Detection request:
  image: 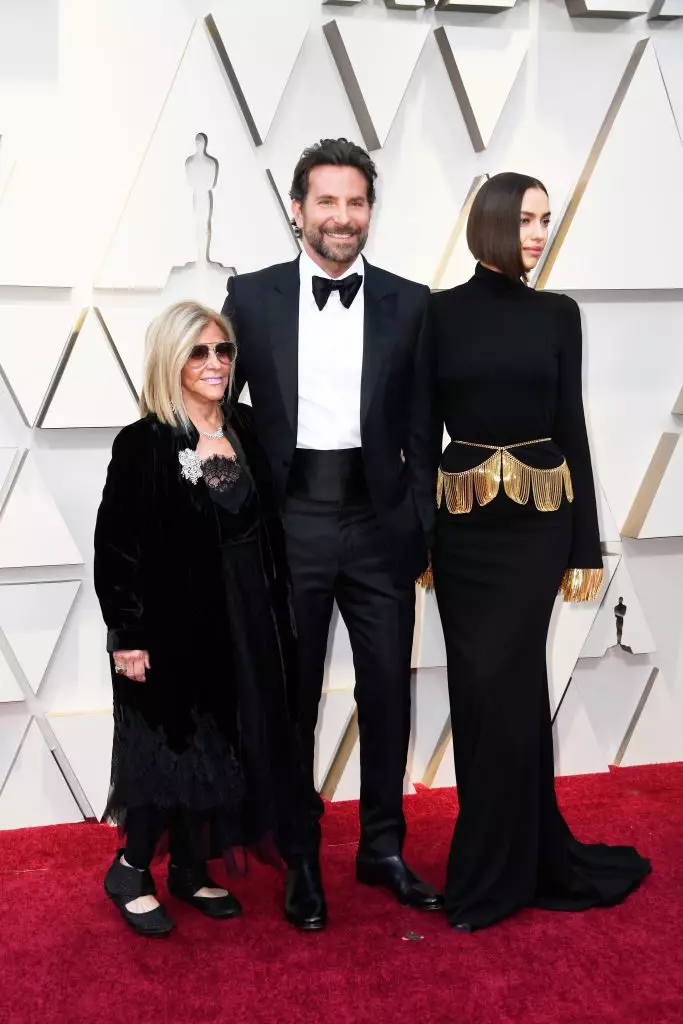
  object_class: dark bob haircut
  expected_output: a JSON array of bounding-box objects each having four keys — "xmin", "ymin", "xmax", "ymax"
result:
[
  {"xmin": 290, "ymin": 137, "xmax": 377, "ymax": 208},
  {"xmin": 467, "ymin": 172, "xmax": 548, "ymax": 282}
]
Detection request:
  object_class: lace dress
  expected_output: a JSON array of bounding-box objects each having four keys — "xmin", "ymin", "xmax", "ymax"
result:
[{"xmin": 105, "ymin": 433, "xmax": 306, "ymax": 869}]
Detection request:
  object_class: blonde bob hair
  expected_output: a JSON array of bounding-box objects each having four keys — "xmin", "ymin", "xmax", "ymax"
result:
[{"xmin": 139, "ymin": 301, "xmax": 237, "ymax": 429}]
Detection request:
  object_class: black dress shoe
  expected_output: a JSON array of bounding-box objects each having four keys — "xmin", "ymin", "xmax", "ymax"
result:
[
  {"xmin": 284, "ymin": 859, "xmax": 327, "ymax": 931},
  {"xmin": 167, "ymin": 864, "xmax": 242, "ymax": 919},
  {"xmin": 104, "ymin": 850, "xmax": 174, "ymax": 936},
  {"xmin": 451, "ymin": 922, "xmax": 473, "ymax": 932},
  {"xmin": 356, "ymin": 854, "xmax": 444, "ymax": 911}
]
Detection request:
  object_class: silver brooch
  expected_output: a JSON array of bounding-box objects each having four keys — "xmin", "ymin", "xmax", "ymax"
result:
[{"xmin": 178, "ymin": 448, "xmax": 202, "ymax": 485}]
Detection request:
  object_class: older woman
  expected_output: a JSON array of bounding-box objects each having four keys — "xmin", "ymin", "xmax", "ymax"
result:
[{"xmin": 94, "ymin": 301, "xmax": 322, "ymax": 936}]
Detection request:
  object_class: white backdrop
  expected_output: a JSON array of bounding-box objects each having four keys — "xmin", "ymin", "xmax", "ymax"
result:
[{"xmin": 0, "ymin": 0, "xmax": 682, "ymax": 829}]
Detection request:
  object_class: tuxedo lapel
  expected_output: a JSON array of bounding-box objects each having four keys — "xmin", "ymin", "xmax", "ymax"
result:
[
  {"xmin": 361, "ymin": 259, "xmax": 398, "ymax": 427},
  {"xmin": 268, "ymin": 259, "xmax": 300, "ymax": 438}
]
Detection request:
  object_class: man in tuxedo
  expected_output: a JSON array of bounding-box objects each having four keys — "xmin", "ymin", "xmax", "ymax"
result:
[{"xmin": 223, "ymin": 139, "xmax": 441, "ymax": 930}]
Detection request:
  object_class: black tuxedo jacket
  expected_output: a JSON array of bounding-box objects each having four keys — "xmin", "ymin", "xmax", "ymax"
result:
[{"xmin": 222, "ymin": 255, "xmax": 431, "ymax": 585}]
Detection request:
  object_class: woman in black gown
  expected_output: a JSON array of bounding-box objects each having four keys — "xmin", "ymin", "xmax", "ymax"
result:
[
  {"xmin": 94, "ymin": 301, "xmax": 320, "ymax": 936},
  {"xmin": 419, "ymin": 173, "xmax": 650, "ymax": 931}
]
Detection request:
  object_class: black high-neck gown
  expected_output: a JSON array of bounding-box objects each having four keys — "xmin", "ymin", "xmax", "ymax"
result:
[{"xmin": 425, "ymin": 264, "xmax": 650, "ymax": 930}]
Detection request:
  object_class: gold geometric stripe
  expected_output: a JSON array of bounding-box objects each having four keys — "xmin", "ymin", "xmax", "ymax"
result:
[
  {"xmin": 536, "ymin": 37, "xmax": 649, "ymax": 290},
  {"xmin": 421, "ymin": 714, "xmax": 452, "ymax": 788},
  {"xmin": 621, "ymin": 432, "xmax": 679, "ymax": 538},
  {"xmin": 321, "ymin": 706, "xmax": 359, "ymax": 800},
  {"xmin": 432, "ymin": 174, "xmax": 488, "ymax": 290},
  {"xmin": 612, "ymin": 666, "xmax": 659, "ymax": 767}
]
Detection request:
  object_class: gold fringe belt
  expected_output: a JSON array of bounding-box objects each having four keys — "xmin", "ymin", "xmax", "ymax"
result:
[
  {"xmin": 417, "ymin": 438, "xmax": 603, "ymax": 601},
  {"xmin": 437, "ymin": 438, "xmax": 574, "ymax": 515}
]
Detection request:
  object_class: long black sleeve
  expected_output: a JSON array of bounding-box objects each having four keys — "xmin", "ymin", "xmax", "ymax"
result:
[
  {"xmin": 553, "ymin": 298, "xmax": 602, "ymax": 570},
  {"xmin": 94, "ymin": 425, "xmax": 148, "ymax": 652},
  {"xmin": 407, "ymin": 294, "xmax": 443, "ymax": 541}
]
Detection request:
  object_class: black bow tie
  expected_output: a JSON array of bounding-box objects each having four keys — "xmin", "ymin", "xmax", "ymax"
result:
[{"xmin": 312, "ymin": 273, "xmax": 363, "ymax": 311}]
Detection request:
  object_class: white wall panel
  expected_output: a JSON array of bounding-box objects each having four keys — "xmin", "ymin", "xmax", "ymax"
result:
[
  {"xmin": 435, "ymin": 28, "xmax": 528, "ymax": 152},
  {"xmin": 208, "ymin": 4, "xmax": 311, "ymax": 145},
  {"xmin": 0, "ymin": 581, "xmax": 81, "ymax": 694},
  {"xmin": 0, "ymin": 649, "xmax": 24, "ymax": 704},
  {"xmin": 97, "ymin": 19, "xmax": 297, "ymax": 289},
  {"xmin": 0, "ymin": 719, "xmax": 82, "ymax": 829},
  {"xmin": 48, "ymin": 711, "xmax": 113, "ymax": 822},
  {"xmin": 0, "ymin": 308, "xmax": 75, "ymax": 427},
  {"xmin": 545, "ymin": 42, "xmax": 683, "ymax": 291},
  {"xmin": 0, "ymin": 453, "xmax": 82, "ymax": 568}
]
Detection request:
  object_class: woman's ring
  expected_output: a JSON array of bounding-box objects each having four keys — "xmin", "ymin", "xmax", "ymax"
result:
[{"xmin": 114, "ymin": 664, "xmax": 126, "ymax": 674}]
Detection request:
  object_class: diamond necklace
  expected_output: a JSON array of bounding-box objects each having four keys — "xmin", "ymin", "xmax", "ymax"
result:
[{"xmin": 199, "ymin": 424, "xmax": 224, "ymax": 440}]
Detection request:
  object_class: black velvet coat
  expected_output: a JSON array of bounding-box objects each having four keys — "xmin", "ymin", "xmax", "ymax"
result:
[{"xmin": 94, "ymin": 403, "xmax": 298, "ymax": 817}]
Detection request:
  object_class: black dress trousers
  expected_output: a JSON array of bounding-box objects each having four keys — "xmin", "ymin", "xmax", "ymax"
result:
[{"xmin": 283, "ymin": 450, "xmax": 415, "ymax": 858}]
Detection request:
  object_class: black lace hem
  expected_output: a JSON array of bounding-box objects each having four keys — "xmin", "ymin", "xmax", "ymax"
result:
[{"xmin": 107, "ymin": 706, "xmax": 245, "ymax": 814}]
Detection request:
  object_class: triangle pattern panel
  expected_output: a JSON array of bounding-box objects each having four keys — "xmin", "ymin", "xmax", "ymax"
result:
[
  {"xmin": 653, "ymin": 0, "xmax": 683, "ymax": 16},
  {"xmin": 434, "ymin": 28, "xmax": 528, "ymax": 152},
  {"xmin": 315, "ymin": 690, "xmax": 356, "ymax": 790},
  {"xmin": 412, "ymin": 587, "xmax": 446, "ymax": 669},
  {"xmin": 433, "ymin": 175, "xmax": 487, "ymax": 291},
  {"xmin": 640, "ymin": 434, "xmax": 683, "ymax": 538},
  {"xmin": 580, "ymin": 559, "xmax": 656, "ymax": 658},
  {"xmin": 0, "ymin": 452, "xmax": 83, "ymax": 568},
  {"xmin": 266, "ymin": 169, "xmax": 301, "ymax": 252},
  {"xmin": 597, "ymin": 482, "xmax": 621, "ymax": 545},
  {"xmin": 97, "ymin": 20, "xmax": 295, "ymax": 288},
  {"xmin": 49, "ymin": 711, "xmax": 113, "ymax": 821},
  {"xmin": 409, "ymin": 667, "xmax": 451, "ymax": 784},
  {"xmin": 328, "ymin": 726, "xmax": 362, "ymax": 802},
  {"xmin": 323, "ymin": 18, "xmax": 429, "ymax": 150},
  {"xmin": 0, "ymin": 719, "xmax": 82, "ymax": 829},
  {"xmin": 40, "ymin": 308, "xmax": 137, "ymax": 428},
  {"xmin": 0, "ymin": 581, "xmax": 81, "ymax": 695},
  {"xmin": 571, "ymin": 655, "xmax": 658, "ymax": 765},
  {"xmin": 617, "ymin": 669, "xmax": 683, "ymax": 766},
  {"xmin": 431, "ymin": 735, "xmax": 456, "ymax": 789},
  {"xmin": 565, "ymin": 1, "xmax": 649, "ymax": 13},
  {"xmin": 0, "ymin": 447, "xmax": 19, "ymax": 512},
  {"xmin": 0, "ymin": 648, "xmax": 24, "ymax": 703},
  {"xmin": 545, "ymin": 41, "xmax": 683, "ymax": 290},
  {"xmin": 0, "ymin": 306, "xmax": 76, "ymax": 425},
  {"xmin": 547, "ymin": 554, "xmax": 620, "ymax": 715},
  {"xmin": 552, "ymin": 684, "xmax": 609, "ymax": 776},
  {"xmin": 0, "ymin": 707, "xmax": 30, "ymax": 790},
  {"xmin": 655, "ymin": 37, "xmax": 683, "ymax": 136},
  {"xmin": 95, "ymin": 306, "xmax": 150, "ymax": 397},
  {"xmin": 208, "ymin": 6, "xmax": 310, "ymax": 145}
]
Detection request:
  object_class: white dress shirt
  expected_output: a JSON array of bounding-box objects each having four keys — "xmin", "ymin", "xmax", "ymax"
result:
[{"xmin": 296, "ymin": 249, "xmax": 365, "ymax": 450}]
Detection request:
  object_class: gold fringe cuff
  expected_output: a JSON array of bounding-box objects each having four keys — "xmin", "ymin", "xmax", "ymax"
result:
[
  {"xmin": 437, "ymin": 450, "xmax": 574, "ymax": 515},
  {"xmin": 416, "ymin": 554, "xmax": 434, "ymax": 590},
  {"xmin": 559, "ymin": 567, "xmax": 604, "ymax": 603}
]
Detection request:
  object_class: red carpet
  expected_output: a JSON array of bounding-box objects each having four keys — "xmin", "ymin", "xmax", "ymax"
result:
[{"xmin": 1, "ymin": 764, "xmax": 682, "ymax": 1024}]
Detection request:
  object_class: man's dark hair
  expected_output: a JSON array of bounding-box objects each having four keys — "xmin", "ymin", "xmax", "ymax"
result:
[
  {"xmin": 290, "ymin": 138, "xmax": 378, "ymax": 208},
  {"xmin": 467, "ymin": 172, "xmax": 548, "ymax": 281}
]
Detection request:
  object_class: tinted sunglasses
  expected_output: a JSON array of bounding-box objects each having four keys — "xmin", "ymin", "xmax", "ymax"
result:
[{"xmin": 186, "ymin": 341, "xmax": 235, "ymax": 366}]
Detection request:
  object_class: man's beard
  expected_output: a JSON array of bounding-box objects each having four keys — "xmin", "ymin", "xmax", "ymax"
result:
[{"xmin": 303, "ymin": 222, "xmax": 368, "ymax": 264}]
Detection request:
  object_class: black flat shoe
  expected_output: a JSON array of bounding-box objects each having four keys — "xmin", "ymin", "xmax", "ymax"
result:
[
  {"xmin": 104, "ymin": 850, "xmax": 174, "ymax": 936},
  {"xmin": 284, "ymin": 859, "xmax": 327, "ymax": 931},
  {"xmin": 167, "ymin": 864, "xmax": 242, "ymax": 919},
  {"xmin": 451, "ymin": 922, "xmax": 474, "ymax": 932},
  {"xmin": 356, "ymin": 854, "xmax": 444, "ymax": 911}
]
